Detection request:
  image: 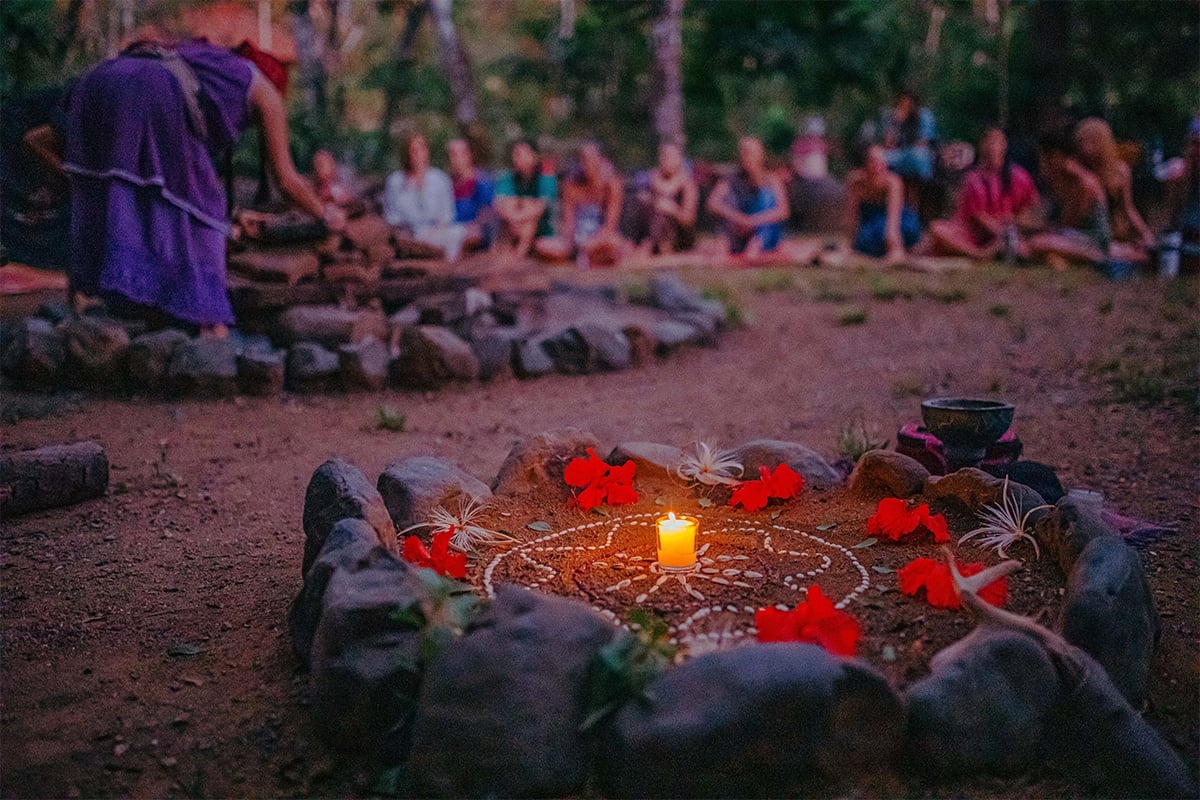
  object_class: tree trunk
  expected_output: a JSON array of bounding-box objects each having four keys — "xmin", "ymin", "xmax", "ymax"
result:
[
  {"xmin": 378, "ymin": 0, "xmax": 428, "ymax": 167},
  {"xmin": 428, "ymin": 0, "xmax": 479, "ymax": 134},
  {"xmin": 650, "ymin": 0, "xmax": 685, "ymax": 147},
  {"xmin": 287, "ymin": 0, "xmax": 328, "ymax": 119},
  {"xmin": 1027, "ymin": 0, "xmax": 1072, "ymax": 135}
]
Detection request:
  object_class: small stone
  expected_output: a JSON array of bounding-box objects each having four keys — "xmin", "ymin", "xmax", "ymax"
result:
[
  {"xmin": 337, "ymin": 338, "xmax": 389, "ymax": 391},
  {"xmin": 390, "ymin": 326, "xmax": 479, "ymax": 389},
  {"xmin": 167, "ymin": 338, "xmax": 238, "ymax": 397},
  {"xmin": 273, "ymin": 304, "xmax": 388, "ymax": 349},
  {"xmin": 35, "ymin": 297, "xmax": 73, "ymax": 325},
  {"xmin": 377, "ymin": 456, "xmax": 491, "ymax": 531},
  {"xmin": 650, "ymin": 319, "xmax": 700, "ymax": 353},
  {"xmin": 60, "ymin": 316, "xmax": 130, "ymax": 387},
  {"xmin": 1, "ymin": 317, "xmax": 66, "ymax": 386},
  {"xmin": 924, "ymin": 467, "xmax": 1046, "ymax": 518},
  {"xmin": 848, "ymin": 450, "xmax": 930, "ymax": 499},
  {"xmin": 1059, "ymin": 536, "xmax": 1159, "ymax": 705},
  {"xmin": 471, "ymin": 329, "xmax": 518, "ymax": 382},
  {"xmin": 648, "ymin": 274, "xmax": 726, "ymax": 323},
  {"xmin": 733, "ymin": 439, "xmax": 843, "ymax": 490},
  {"xmin": 541, "ymin": 329, "xmax": 590, "ymax": 374},
  {"xmin": 600, "ymin": 643, "xmax": 903, "ymax": 797},
  {"xmin": 405, "ymin": 586, "xmax": 618, "ymax": 798},
  {"xmin": 575, "ymin": 321, "xmax": 632, "ymax": 371},
  {"xmin": 286, "ymin": 342, "xmax": 339, "ymax": 393},
  {"xmin": 302, "ymin": 459, "xmax": 398, "ymax": 575},
  {"xmin": 492, "ymin": 428, "xmax": 601, "ymax": 495},
  {"xmin": 514, "ymin": 337, "xmax": 555, "ymax": 378},
  {"xmin": 606, "ymin": 442, "xmax": 684, "ymax": 478},
  {"xmin": 670, "ymin": 311, "xmax": 720, "ymax": 347},
  {"xmin": 127, "ymin": 328, "xmax": 190, "ymax": 389},
  {"xmin": 236, "ymin": 350, "xmax": 284, "ymax": 396}
]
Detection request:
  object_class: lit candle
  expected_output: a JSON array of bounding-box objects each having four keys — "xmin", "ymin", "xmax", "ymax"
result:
[{"xmin": 656, "ymin": 512, "xmax": 698, "ymax": 571}]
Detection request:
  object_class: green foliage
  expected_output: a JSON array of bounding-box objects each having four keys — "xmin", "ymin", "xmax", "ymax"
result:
[
  {"xmin": 375, "ymin": 404, "xmax": 408, "ymax": 432},
  {"xmin": 836, "ymin": 419, "xmax": 889, "ymax": 463},
  {"xmin": 838, "ymin": 307, "xmax": 869, "ymax": 326},
  {"xmin": 580, "ymin": 608, "xmax": 676, "ymax": 733},
  {"xmin": 388, "ymin": 569, "xmax": 478, "ymax": 674}
]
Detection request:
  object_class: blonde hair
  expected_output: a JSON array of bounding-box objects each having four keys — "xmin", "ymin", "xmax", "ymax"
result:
[{"xmin": 1074, "ymin": 118, "xmax": 1124, "ymax": 198}]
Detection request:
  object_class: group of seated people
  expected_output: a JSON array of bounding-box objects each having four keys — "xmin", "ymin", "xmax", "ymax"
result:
[{"xmin": 363, "ymin": 113, "xmax": 1187, "ymax": 270}]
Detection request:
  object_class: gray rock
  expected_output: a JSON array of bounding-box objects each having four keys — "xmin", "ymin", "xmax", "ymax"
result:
[
  {"xmin": 1034, "ymin": 494, "xmax": 1122, "ymax": 575},
  {"xmin": 648, "ymin": 274, "xmax": 725, "ymax": 322},
  {"xmin": 924, "ymin": 467, "xmax": 1046, "ymax": 518},
  {"xmin": 127, "ymin": 329, "xmax": 190, "ymax": 389},
  {"xmin": 606, "ymin": 442, "xmax": 683, "ymax": 478},
  {"xmin": 734, "ymin": 439, "xmax": 843, "ymax": 489},
  {"xmin": 622, "ymin": 324, "xmax": 656, "ymax": 366},
  {"xmin": 60, "ymin": 316, "xmax": 130, "ymax": 386},
  {"xmin": 904, "ymin": 628, "xmax": 1063, "ymax": 776},
  {"xmin": 575, "ymin": 321, "xmax": 632, "ymax": 370},
  {"xmin": 492, "ymin": 428, "xmax": 601, "ymax": 495},
  {"xmin": 601, "ymin": 644, "xmax": 904, "ymax": 797},
  {"xmin": 377, "ymin": 456, "xmax": 491, "ymax": 531},
  {"xmin": 414, "ymin": 288, "xmax": 492, "ymax": 326},
  {"xmin": 388, "ymin": 304, "xmax": 421, "ymax": 328},
  {"xmin": 338, "ymin": 338, "xmax": 389, "ymax": 391},
  {"xmin": 471, "ymin": 329, "xmax": 517, "ymax": 382},
  {"xmin": 390, "ymin": 326, "xmax": 479, "ymax": 389},
  {"xmin": 274, "ymin": 304, "xmax": 388, "ymax": 348},
  {"xmin": 406, "ymin": 586, "xmax": 618, "ymax": 797},
  {"xmin": 236, "ymin": 350, "xmax": 284, "ymax": 396},
  {"xmin": 671, "ymin": 310, "xmax": 720, "ymax": 347},
  {"xmin": 848, "ymin": 450, "xmax": 930, "ymax": 498},
  {"xmin": 1059, "ymin": 536, "xmax": 1158, "ymax": 705},
  {"xmin": 541, "ymin": 329, "xmax": 590, "ymax": 374},
  {"xmin": 286, "ymin": 342, "xmax": 340, "ymax": 393},
  {"xmin": 0, "ymin": 440, "xmax": 109, "ymax": 516},
  {"xmin": 650, "ymin": 318, "xmax": 701, "ymax": 353},
  {"xmin": 514, "ymin": 337, "xmax": 555, "ymax": 378},
  {"xmin": 309, "ymin": 557, "xmax": 426, "ymax": 753},
  {"xmin": 302, "ymin": 458, "xmax": 399, "ymax": 575},
  {"xmin": 1, "ymin": 317, "xmax": 66, "ymax": 386},
  {"xmin": 289, "ymin": 518, "xmax": 395, "ymax": 663},
  {"xmin": 167, "ymin": 338, "xmax": 238, "ymax": 396},
  {"xmin": 35, "ymin": 297, "xmax": 73, "ymax": 325}
]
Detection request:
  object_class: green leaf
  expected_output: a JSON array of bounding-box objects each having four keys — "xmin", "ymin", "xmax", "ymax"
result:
[
  {"xmin": 527, "ymin": 521, "xmax": 552, "ymax": 531},
  {"xmin": 697, "ymin": 497, "xmax": 714, "ymax": 508},
  {"xmin": 389, "ymin": 604, "xmax": 426, "ymax": 629},
  {"xmin": 853, "ymin": 537, "xmax": 878, "ymax": 548},
  {"xmin": 816, "ymin": 522, "xmax": 837, "ymax": 531},
  {"xmin": 872, "ymin": 565, "xmax": 894, "ymax": 574},
  {"xmin": 167, "ymin": 642, "xmax": 203, "ymax": 658}
]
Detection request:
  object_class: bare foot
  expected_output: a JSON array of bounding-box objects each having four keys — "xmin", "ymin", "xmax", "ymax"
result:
[{"xmin": 200, "ymin": 324, "xmax": 229, "ymax": 340}]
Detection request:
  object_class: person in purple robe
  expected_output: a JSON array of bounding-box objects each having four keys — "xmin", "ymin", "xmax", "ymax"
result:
[{"xmin": 63, "ymin": 38, "xmax": 341, "ymax": 338}]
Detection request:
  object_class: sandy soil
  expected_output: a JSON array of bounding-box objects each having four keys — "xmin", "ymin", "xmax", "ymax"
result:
[{"xmin": 1, "ymin": 263, "xmax": 1196, "ymax": 797}]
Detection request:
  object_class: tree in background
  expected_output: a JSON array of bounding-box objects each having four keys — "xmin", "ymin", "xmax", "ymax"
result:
[{"xmin": 651, "ymin": 0, "xmax": 685, "ymax": 147}]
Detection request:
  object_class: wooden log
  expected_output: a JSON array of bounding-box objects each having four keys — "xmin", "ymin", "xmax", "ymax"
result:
[{"xmin": 0, "ymin": 441, "xmax": 109, "ymax": 516}]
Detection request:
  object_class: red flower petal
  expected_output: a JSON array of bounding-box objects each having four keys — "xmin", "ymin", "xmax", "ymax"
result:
[
  {"xmin": 898, "ymin": 557, "xmax": 939, "ymax": 596},
  {"xmin": 440, "ymin": 549, "xmax": 468, "ymax": 579},
  {"xmin": 755, "ymin": 586, "xmax": 861, "ymax": 656},
  {"xmin": 923, "ymin": 565, "xmax": 961, "ymax": 608},
  {"xmin": 402, "ymin": 535, "xmax": 432, "ymax": 567},
  {"xmin": 766, "ymin": 463, "xmax": 804, "ymax": 500},
  {"xmin": 960, "ymin": 562, "xmax": 1007, "ymax": 607},
  {"xmin": 730, "ymin": 478, "xmax": 771, "ymax": 511},
  {"xmin": 575, "ymin": 483, "xmax": 606, "ymax": 511},
  {"xmin": 564, "ymin": 449, "xmax": 609, "ymax": 488},
  {"xmin": 604, "ymin": 481, "xmax": 639, "ymax": 506},
  {"xmin": 922, "ymin": 511, "xmax": 950, "ymax": 543},
  {"xmin": 754, "ymin": 607, "xmax": 797, "ymax": 642},
  {"xmin": 868, "ymin": 498, "xmax": 921, "ymax": 540}
]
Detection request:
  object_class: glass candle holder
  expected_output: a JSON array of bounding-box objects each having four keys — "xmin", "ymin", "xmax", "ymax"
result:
[{"xmin": 656, "ymin": 513, "xmax": 698, "ymax": 571}]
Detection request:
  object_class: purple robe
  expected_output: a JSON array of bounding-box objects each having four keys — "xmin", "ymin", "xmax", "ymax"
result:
[{"xmin": 64, "ymin": 41, "xmax": 253, "ymax": 326}]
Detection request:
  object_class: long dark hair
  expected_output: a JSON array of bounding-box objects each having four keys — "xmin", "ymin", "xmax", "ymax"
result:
[{"xmin": 980, "ymin": 125, "xmax": 1014, "ymax": 197}]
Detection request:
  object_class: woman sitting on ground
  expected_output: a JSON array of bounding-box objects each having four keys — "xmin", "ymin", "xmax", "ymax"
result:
[
  {"xmin": 928, "ymin": 127, "xmax": 1039, "ymax": 260},
  {"xmin": 493, "ymin": 139, "xmax": 561, "ymax": 259},
  {"xmin": 1025, "ymin": 128, "xmax": 1111, "ymax": 268},
  {"xmin": 636, "ymin": 141, "xmax": 698, "ymax": 256},
  {"xmin": 382, "ymin": 131, "xmax": 464, "ymax": 261},
  {"xmin": 552, "ymin": 141, "xmax": 627, "ymax": 267},
  {"xmin": 447, "ymin": 137, "xmax": 496, "ymax": 253},
  {"xmin": 844, "ymin": 143, "xmax": 920, "ymax": 265},
  {"xmin": 706, "ymin": 136, "xmax": 790, "ymax": 263},
  {"xmin": 1073, "ymin": 117, "xmax": 1155, "ymax": 264}
]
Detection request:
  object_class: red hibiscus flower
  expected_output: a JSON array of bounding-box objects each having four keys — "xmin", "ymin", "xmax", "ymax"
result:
[
  {"xmin": 729, "ymin": 464, "xmax": 805, "ymax": 511},
  {"xmin": 564, "ymin": 449, "xmax": 638, "ymax": 511},
  {"xmin": 754, "ymin": 585, "xmax": 860, "ymax": 656},
  {"xmin": 866, "ymin": 498, "xmax": 950, "ymax": 543},
  {"xmin": 897, "ymin": 557, "xmax": 1007, "ymax": 609},
  {"xmin": 402, "ymin": 528, "xmax": 468, "ymax": 579}
]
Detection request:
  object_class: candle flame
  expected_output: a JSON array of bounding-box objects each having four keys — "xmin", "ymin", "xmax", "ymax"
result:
[{"xmin": 668, "ymin": 511, "xmax": 677, "ymax": 521}]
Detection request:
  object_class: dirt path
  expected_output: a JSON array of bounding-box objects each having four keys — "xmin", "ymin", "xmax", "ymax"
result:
[{"xmin": 2, "ymin": 265, "xmax": 1196, "ymax": 797}]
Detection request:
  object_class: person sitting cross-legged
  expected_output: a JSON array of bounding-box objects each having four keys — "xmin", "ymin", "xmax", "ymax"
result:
[
  {"xmin": 383, "ymin": 130, "xmax": 464, "ymax": 261},
  {"xmin": 492, "ymin": 138, "xmax": 563, "ymax": 260},
  {"xmin": 547, "ymin": 141, "xmax": 628, "ymax": 267},
  {"xmin": 447, "ymin": 137, "xmax": 496, "ymax": 253},
  {"xmin": 707, "ymin": 136, "xmax": 790, "ymax": 263},
  {"xmin": 635, "ymin": 141, "xmax": 699, "ymax": 257},
  {"xmin": 845, "ymin": 143, "xmax": 920, "ymax": 266}
]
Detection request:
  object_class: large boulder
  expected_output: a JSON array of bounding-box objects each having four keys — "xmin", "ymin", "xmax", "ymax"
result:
[
  {"xmin": 236, "ymin": 350, "xmax": 285, "ymax": 396},
  {"xmin": 338, "ymin": 338, "xmax": 390, "ymax": 391},
  {"xmin": 904, "ymin": 628, "xmax": 1063, "ymax": 777},
  {"xmin": 514, "ymin": 337, "xmax": 555, "ymax": 378},
  {"xmin": 574, "ymin": 321, "xmax": 632, "ymax": 371},
  {"xmin": 600, "ymin": 644, "xmax": 904, "ymax": 797},
  {"xmin": 1, "ymin": 317, "xmax": 66, "ymax": 386},
  {"xmin": 848, "ymin": 450, "xmax": 930, "ymax": 498},
  {"xmin": 648, "ymin": 274, "xmax": 727, "ymax": 323},
  {"xmin": 302, "ymin": 458, "xmax": 399, "ymax": 575},
  {"xmin": 286, "ymin": 342, "xmax": 340, "ymax": 393},
  {"xmin": 1034, "ymin": 494, "xmax": 1121, "ymax": 575},
  {"xmin": 127, "ymin": 328, "xmax": 190, "ymax": 389},
  {"xmin": 390, "ymin": 326, "xmax": 479, "ymax": 389},
  {"xmin": 377, "ymin": 456, "xmax": 491, "ymax": 531},
  {"xmin": 470, "ymin": 329, "xmax": 518, "ymax": 382},
  {"xmin": 60, "ymin": 316, "xmax": 130, "ymax": 387},
  {"xmin": 167, "ymin": 337, "xmax": 238, "ymax": 396},
  {"xmin": 924, "ymin": 467, "xmax": 1046, "ymax": 517},
  {"xmin": 733, "ymin": 439, "xmax": 843, "ymax": 490},
  {"xmin": 491, "ymin": 428, "xmax": 601, "ymax": 495},
  {"xmin": 405, "ymin": 586, "xmax": 618, "ymax": 797},
  {"xmin": 1059, "ymin": 536, "xmax": 1159, "ymax": 705}
]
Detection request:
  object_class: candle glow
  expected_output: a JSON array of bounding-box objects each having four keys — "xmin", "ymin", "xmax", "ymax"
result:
[{"xmin": 656, "ymin": 512, "xmax": 698, "ymax": 571}]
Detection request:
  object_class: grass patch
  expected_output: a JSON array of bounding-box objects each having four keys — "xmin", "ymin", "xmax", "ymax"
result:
[
  {"xmin": 867, "ymin": 274, "xmax": 912, "ymax": 302},
  {"xmin": 700, "ymin": 284, "xmax": 749, "ymax": 327},
  {"xmin": 751, "ymin": 268, "xmax": 795, "ymax": 293},
  {"xmin": 837, "ymin": 307, "xmax": 869, "ymax": 326},
  {"xmin": 811, "ymin": 280, "xmax": 851, "ymax": 303},
  {"xmin": 623, "ymin": 281, "xmax": 651, "ymax": 305},
  {"xmin": 375, "ymin": 404, "xmax": 407, "ymax": 432},
  {"xmin": 921, "ymin": 286, "xmax": 970, "ymax": 304},
  {"xmin": 988, "ymin": 304, "xmax": 1010, "ymax": 317}
]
